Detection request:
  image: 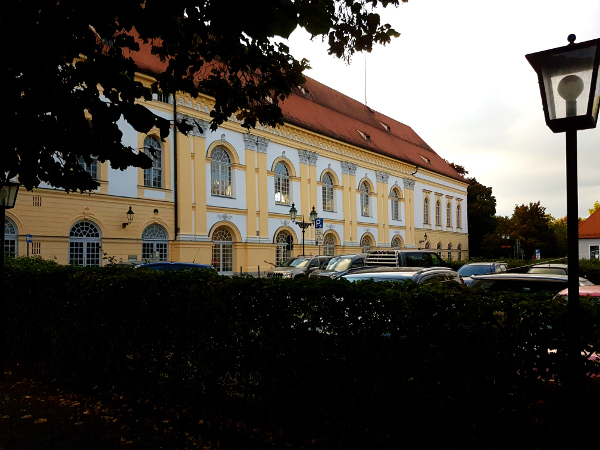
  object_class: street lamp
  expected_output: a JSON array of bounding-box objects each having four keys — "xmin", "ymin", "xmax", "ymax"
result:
[
  {"xmin": 0, "ymin": 180, "xmax": 20, "ymax": 381},
  {"xmin": 122, "ymin": 206, "xmax": 135, "ymax": 228},
  {"xmin": 526, "ymin": 34, "xmax": 600, "ymax": 415},
  {"xmin": 289, "ymin": 203, "xmax": 318, "ymax": 256}
]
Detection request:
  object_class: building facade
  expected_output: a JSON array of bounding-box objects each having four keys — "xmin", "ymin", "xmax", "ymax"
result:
[{"xmin": 4, "ymin": 73, "xmax": 468, "ymax": 273}]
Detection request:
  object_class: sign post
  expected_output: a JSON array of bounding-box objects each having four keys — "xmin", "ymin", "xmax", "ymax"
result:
[
  {"xmin": 314, "ymin": 218, "xmax": 323, "ymax": 255},
  {"xmin": 26, "ymin": 234, "xmax": 32, "ymax": 257}
]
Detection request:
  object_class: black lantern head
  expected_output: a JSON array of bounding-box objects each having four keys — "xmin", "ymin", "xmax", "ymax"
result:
[
  {"xmin": 309, "ymin": 205, "xmax": 318, "ymax": 222},
  {"xmin": 289, "ymin": 203, "xmax": 298, "ymax": 221},
  {"xmin": 123, "ymin": 206, "xmax": 134, "ymax": 228},
  {"xmin": 0, "ymin": 181, "xmax": 20, "ymax": 209},
  {"xmin": 526, "ymin": 35, "xmax": 600, "ymax": 133}
]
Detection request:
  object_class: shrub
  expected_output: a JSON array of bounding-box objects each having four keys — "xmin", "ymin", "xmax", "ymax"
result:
[{"xmin": 5, "ymin": 265, "xmax": 600, "ymax": 448}]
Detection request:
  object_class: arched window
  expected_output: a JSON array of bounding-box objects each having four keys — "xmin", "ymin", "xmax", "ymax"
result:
[
  {"xmin": 275, "ymin": 230, "xmax": 293, "ymax": 265},
  {"xmin": 78, "ymin": 156, "xmax": 98, "ymax": 180},
  {"xmin": 274, "ymin": 162, "xmax": 290, "ymax": 205},
  {"xmin": 424, "ymin": 197, "xmax": 430, "ymax": 224},
  {"xmin": 323, "ymin": 233, "xmax": 335, "ymax": 256},
  {"xmin": 143, "ymin": 136, "xmax": 163, "ymax": 188},
  {"xmin": 436, "ymin": 242, "xmax": 442, "ymax": 257},
  {"xmin": 446, "ymin": 203, "xmax": 452, "ymax": 227},
  {"xmin": 391, "ymin": 189, "xmax": 401, "ymax": 221},
  {"xmin": 447, "ymin": 243, "xmax": 453, "ymax": 260},
  {"xmin": 360, "ymin": 182, "xmax": 370, "ymax": 216},
  {"xmin": 457, "ymin": 243, "xmax": 462, "ymax": 261},
  {"xmin": 69, "ymin": 221, "xmax": 101, "ymax": 266},
  {"xmin": 391, "ymin": 235, "xmax": 403, "ymax": 249},
  {"xmin": 212, "ymin": 226, "xmax": 234, "ymax": 274},
  {"xmin": 322, "ymin": 173, "xmax": 334, "ymax": 211},
  {"xmin": 435, "ymin": 200, "xmax": 441, "ymax": 226},
  {"xmin": 4, "ymin": 217, "xmax": 18, "ymax": 258},
  {"xmin": 211, "ymin": 147, "xmax": 232, "ymax": 197},
  {"xmin": 360, "ymin": 234, "xmax": 372, "ymax": 253},
  {"xmin": 142, "ymin": 224, "xmax": 168, "ymax": 262},
  {"xmin": 457, "ymin": 204, "xmax": 462, "ymax": 228}
]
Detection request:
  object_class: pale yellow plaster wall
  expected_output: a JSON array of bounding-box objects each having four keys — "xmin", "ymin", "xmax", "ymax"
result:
[
  {"xmin": 245, "ymin": 149, "xmax": 257, "ymax": 239},
  {"xmin": 9, "ymin": 189, "xmax": 174, "ymax": 264},
  {"xmin": 257, "ymin": 152, "xmax": 269, "ymax": 238},
  {"xmin": 341, "ymin": 171, "xmax": 351, "ymax": 242},
  {"xmin": 176, "ymin": 132, "xmax": 193, "ymax": 236},
  {"xmin": 193, "ymin": 135, "xmax": 208, "ymax": 236}
]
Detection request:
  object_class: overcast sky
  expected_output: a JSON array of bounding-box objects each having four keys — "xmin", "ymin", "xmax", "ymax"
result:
[{"xmin": 284, "ymin": 0, "xmax": 600, "ymax": 219}]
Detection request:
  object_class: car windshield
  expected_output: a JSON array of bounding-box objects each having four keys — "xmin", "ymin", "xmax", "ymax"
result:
[
  {"xmin": 343, "ymin": 274, "xmax": 413, "ymax": 283},
  {"xmin": 280, "ymin": 258, "xmax": 310, "ymax": 268},
  {"xmin": 528, "ymin": 267, "xmax": 567, "ymax": 275},
  {"xmin": 326, "ymin": 257, "xmax": 353, "ymax": 271},
  {"xmin": 458, "ymin": 265, "xmax": 492, "ymax": 276}
]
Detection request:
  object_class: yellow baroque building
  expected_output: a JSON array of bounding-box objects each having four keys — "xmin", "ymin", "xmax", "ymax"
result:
[{"xmin": 5, "ymin": 71, "xmax": 469, "ymax": 274}]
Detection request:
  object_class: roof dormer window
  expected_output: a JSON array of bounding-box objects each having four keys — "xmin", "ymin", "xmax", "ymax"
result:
[
  {"xmin": 379, "ymin": 121, "xmax": 390, "ymax": 131},
  {"xmin": 420, "ymin": 155, "xmax": 431, "ymax": 164},
  {"xmin": 357, "ymin": 129, "xmax": 371, "ymax": 142}
]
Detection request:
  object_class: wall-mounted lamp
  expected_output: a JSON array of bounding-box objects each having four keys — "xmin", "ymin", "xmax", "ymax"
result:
[
  {"xmin": 122, "ymin": 206, "xmax": 134, "ymax": 228},
  {"xmin": 419, "ymin": 233, "xmax": 428, "ymax": 244}
]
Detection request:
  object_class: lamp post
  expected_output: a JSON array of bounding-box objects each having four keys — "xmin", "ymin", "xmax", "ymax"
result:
[
  {"xmin": 0, "ymin": 181, "xmax": 20, "ymax": 381},
  {"xmin": 526, "ymin": 34, "xmax": 600, "ymax": 426},
  {"xmin": 289, "ymin": 203, "xmax": 318, "ymax": 256}
]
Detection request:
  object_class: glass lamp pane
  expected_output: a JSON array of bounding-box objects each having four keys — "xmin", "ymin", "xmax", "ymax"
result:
[
  {"xmin": 540, "ymin": 46, "xmax": 596, "ymax": 120},
  {"xmin": 0, "ymin": 183, "xmax": 19, "ymax": 208}
]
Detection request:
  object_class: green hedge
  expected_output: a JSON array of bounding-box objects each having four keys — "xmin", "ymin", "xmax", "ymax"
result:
[{"xmin": 5, "ymin": 258, "xmax": 600, "ymax": 448}]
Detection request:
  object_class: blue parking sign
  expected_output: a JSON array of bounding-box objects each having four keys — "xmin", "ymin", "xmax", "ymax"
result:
[{"xmin": 314, "ymin": 218, "xmax": 323, "ymax": 228}]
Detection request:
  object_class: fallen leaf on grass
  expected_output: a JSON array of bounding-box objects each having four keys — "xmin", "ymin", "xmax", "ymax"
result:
[
  {"xmin": 34, "ymin": 418, "xmax": 47, "ymax": 424},
  {"xmin": 21, "ymin": 415, "xmax": 32, "ymax": 419}
]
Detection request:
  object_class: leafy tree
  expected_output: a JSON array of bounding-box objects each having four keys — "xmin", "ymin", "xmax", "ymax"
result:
[
  {"xmin": 3, "ymin": 0, "xmax": 404, "ymax": 192},
  {"xmin": 504, "ymin": 202, "xmax": 558, "ymax": 259},
  {"xmin": 548, "ymin": 215, "xmax": 568, "ymax": 257},
  {"xmin": 448, "ymin": 163, "xmax": 497, "ymax": 257},
  {"xmin": 589, "ymin": 201, "xmax": 600, "ymax": 216}
]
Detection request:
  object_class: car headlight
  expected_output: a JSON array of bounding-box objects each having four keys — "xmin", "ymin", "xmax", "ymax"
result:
[{"xmin": 281, "ymin": 272, "xmax": 293, "ymax": 278}]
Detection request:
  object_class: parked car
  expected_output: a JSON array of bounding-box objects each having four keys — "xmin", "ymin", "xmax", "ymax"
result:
[
  {"xmin": 137, "ymin": 261, "xmax": 216, "ymax": 271},
  {"xmin": 457, "ymin": 261, "xmax": 509, "ymax": 286},
  {"xmin": 469, "ymin": 273, "xmax": 593, "ymax": 295},
  {"xmin": 265, "ymin": 255, "xmax": 333, "ymax": 278},
  {"xmin": 554, "ymin": 285, "xmax": 600, "ymax": 300},
  {"xmin": 527, "ymin": 263, "xmax": 568, "ymax": 275},
  {"xmin": 309, "ymin": 253, "xmax": 367, "ymax": 278},
  {"xmin": 341, "ymin": 266, "xmax": 464, "ymax": 285},
  {"xmin": 364, "ymin": 249, "xmax": 445, "ymax": 268}
]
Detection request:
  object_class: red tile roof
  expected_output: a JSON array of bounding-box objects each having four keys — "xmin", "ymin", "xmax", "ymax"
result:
[
  {"xmin": 579, "ymin": 208, "xmax": 600, "ymax": 238},
  {"xmin": 128, "ymin": 42, "xmax": 463, "ymax": 182}
]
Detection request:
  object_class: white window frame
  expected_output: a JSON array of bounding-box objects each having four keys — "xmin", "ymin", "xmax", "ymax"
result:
[
  {"xmin": 143, "ymin": 136, "xmax": 163, "ymax": 188},
  {"xmin": 360, "ymin": 182, "xmax": 370, "ymax": 217},
  {"xmin": 274, "ymin": 162, "xmax": 290, "ymax": 205},
  {"xmin": 210, "ymin": 147, "xmax": 233, "ymax": 197},
  {"xmin": 322, "ymin": 173, "xmax": 334, "ymax": 211}
]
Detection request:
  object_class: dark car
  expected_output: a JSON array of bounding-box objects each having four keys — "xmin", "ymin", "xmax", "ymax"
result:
[
  {"xmin": 527, "ymin": 263, "xmax": 568, "ymax": 275},
  {"xmin": 457, "ymin": 261, "xmax": 509, "ymax": 286},
  {"xmin": 266, "ymin": 255, "xmax": 333, "ymax": 278},
  {"xmin": 341, "ymin": 266, "xmax": 464, "ymax": 285},
  {"xmin": 309, "ymin": 253, "xmax": 367, "ymax": 278},
  {"xmin": 364, "ymin": 249, "xmax": 445, "ymax": 268},
  {"xmin": 469, "ymin": 273, "xmax": 593, "ymax": 294},
  {"xmin": 137, "ymin": 262, "xmax": 215, "ymax": 271}
]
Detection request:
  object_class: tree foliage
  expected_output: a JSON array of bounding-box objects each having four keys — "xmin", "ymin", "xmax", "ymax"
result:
[
  {"xmin": 3, "ymin": 0, "xmax": 404, "ymax": 192},
  {"xmin": 589, "ymin": 201, "xmax": 600, "ymax": 217},
  {"xmin": 448, "ymin": 163, "xmax": 497, "ymax": 257}
]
